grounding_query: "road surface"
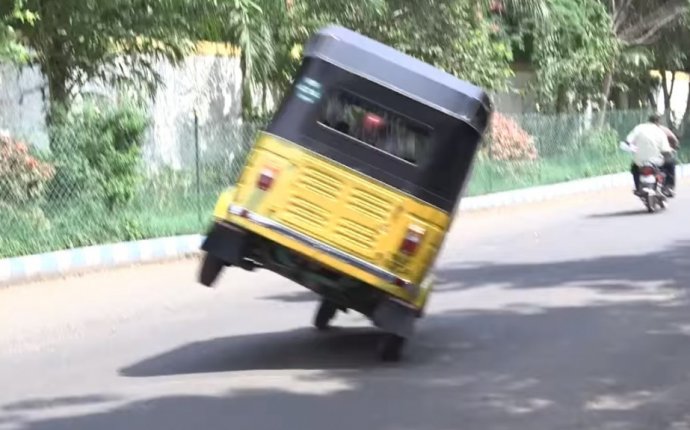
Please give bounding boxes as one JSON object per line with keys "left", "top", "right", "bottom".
{"left": 2, "top": 182, "right": 690, "bottom": 430}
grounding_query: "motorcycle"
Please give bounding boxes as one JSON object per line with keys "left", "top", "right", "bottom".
{"left": 619, "top": 141, "right": 672, "bottom": 213}
{"left": 635, "top": 163, "right": 670, "bottom": 213}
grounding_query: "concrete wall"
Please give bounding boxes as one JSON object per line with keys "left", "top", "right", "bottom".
{"left": 0, "top": 47, "right": 243, "bottom": 169}
{"left": 653, "top": 71, "right": 690, "bottom": 126}
{"left": 492, "top": 70, "right": 538, "bottom": 114}
{"left": 0, "top": 63, "right": 49, "bottom": 149}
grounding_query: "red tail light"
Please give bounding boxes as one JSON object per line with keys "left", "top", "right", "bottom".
{"left": 257, "top": 168, "right": 275, "bottom": 191}
{"left": 364, "top": 112, "right": 383, "bottom": 128}
{"left": 399, "top": 225, "right": 425, "bottom": 256}
{"left": 640, "top": 166, "right": 655, "bottom": 176}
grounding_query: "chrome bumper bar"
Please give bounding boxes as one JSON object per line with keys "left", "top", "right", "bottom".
{"left": 228, "top": 204, "right": 419, "bottom": 298}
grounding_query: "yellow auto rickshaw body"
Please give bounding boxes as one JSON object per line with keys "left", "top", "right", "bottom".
{"left": 198, "top": 25, "right": 492, "bottom": 361}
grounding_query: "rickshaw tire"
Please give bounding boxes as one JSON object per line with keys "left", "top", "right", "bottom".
{"left": 379, "top": 334, "right": 406, "bottom": 362}
{"left": 199, "top": 253, "right": 224, "bottom": 287}
{"left": 314, "top": 299, "right": 338, "bottom": 330}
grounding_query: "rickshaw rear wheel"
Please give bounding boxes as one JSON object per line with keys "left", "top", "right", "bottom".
{"left": 199, "top": 253, "right": 224, "bottom": 287}
{"left": 314, "top": 299, "right": 338, "bottom": 330}
{"left": 379, "top": 334, "right": 406, "bottom": 362}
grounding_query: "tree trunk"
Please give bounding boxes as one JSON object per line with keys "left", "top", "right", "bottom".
{"left": 261, "top": 82, "right": 268, "bottom": 115}
{"left": 598, "top": 70, "right": 614, "bottom": 129}
{"left": 661, "top": 70, "right": 677, "bottom": 125}
{"left": 647, "top": 88, "right": 659, "bottom": 110}
{"left": 42, "top": 53, "right": 72, "bottom": 149}
{"left": 555, "top": 85, "right": 568, "bottom": 113}
{"left": 240, "top": 53, "right": 253, "bottom": 121}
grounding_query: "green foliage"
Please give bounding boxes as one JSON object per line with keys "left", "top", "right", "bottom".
{"left": 576, "top": 125, "right": 619, "bottom": 155}
{"left": 9, "top": 0, "right": 203, "bottom": 108}
{"left": 49, "top": 101, "right": 149, "bottom": 212}
{"left": 258, "top": 0, "right": 518, "bottom": 105}
{"left": 529, "top": 0, "right": 618, "bottom": 111}
{"left": 375, "top": 1, "right": 515, "bottom": 90}
{"left": 0, "top": 0, "right": 37, "bottom": 63}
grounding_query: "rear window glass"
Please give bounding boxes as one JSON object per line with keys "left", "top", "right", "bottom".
{"left": 318, "top": 90, "right": 432, "bottom": 164}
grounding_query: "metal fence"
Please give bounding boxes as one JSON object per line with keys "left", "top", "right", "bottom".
{"left": 1, "top": 108, "right": 685, "bottom": 258}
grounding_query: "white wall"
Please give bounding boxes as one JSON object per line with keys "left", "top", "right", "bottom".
{"left": 0, "top": 63, "right": 49, "bottom": 149}
{"left": 492, "top": 70, "right": 537, "bottom": 114}
{"left": 0, "top": 52, "right": 243, "bottom": 169}
{"left": 654, "top": 71, "right": 690, "bottom": 126}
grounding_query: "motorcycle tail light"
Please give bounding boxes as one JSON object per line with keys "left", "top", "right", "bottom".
{"left": 640, "top": 166, "right": 655, "bottom": 176}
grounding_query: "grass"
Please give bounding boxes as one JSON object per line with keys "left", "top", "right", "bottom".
{"left": 0, "top": 194, "right": 218, "bottom": 258}
{"left": 466, "top": 149, "right": 632, "bottom": 196}
{"left": 3, "top": 146, "right": 689, "bottom": 259}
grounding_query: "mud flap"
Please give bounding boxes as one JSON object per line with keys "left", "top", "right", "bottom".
{"left": 372, "top": 298, "right": 417, "bottom": 339}
{"left": 201, "top": 222, "right": 249, "bottom": 265}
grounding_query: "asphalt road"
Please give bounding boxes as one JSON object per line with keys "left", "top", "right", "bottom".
{"left": 2, "top": 182, "right": 690, "bottom": 430}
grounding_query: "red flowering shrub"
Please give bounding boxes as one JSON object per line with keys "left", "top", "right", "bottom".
{"left": 0, "top": 133, "right": 55, "bottom": 205}
{"left": 484, "top": 113, "right": 538, "bottom": 162}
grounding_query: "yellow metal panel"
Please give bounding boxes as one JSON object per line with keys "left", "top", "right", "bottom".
{"left": 213, "top": 132, "right": 451, "bottom": 307}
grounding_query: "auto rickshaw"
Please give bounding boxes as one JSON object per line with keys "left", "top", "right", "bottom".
{"left": 198, "top": 25, "right": 492, "bottom": 361}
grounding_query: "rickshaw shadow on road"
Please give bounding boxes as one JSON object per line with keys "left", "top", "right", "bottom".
{"left": 27, "top": 294, "right": 690, "bottom": 430}
{"left": 433, "top": 240, "right": 690, "bottom": 295}
{"left": 120, "top": 328, "right": 393, "bottom": 377}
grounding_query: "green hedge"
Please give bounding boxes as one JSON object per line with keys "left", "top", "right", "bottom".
{"left": 1, "top": 108, "right": 678, "bottom": 258}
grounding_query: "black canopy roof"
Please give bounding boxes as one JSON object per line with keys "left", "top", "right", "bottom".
{"left": 303, "top": 25, "right": 493, "bottom": 133}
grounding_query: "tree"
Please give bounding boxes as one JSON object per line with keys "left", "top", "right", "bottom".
{"left": 515, "top": 0, "right": 618, "bottom": 112}
{"left": 0, "top": 0, "right": 36, "bottom": 64}
{"left": 8, "top": 0, "right": 207, "bottom": 121}
{"left": 651, "top": 13, "right": 690, "bottom": 134}
{"left": 197, "top": 0, "right": 280, "bottom": 120}
{"left": 197, "top": 0, "right": 550, "bottom": 118}
{"left": 599, "top": 0, "right": 690, "bottom": 113}
{"left": 262, "top": 0, "right": 535, "bottom": 102}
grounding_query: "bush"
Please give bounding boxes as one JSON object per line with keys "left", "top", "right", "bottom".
{"left": 576, "top": 125, "right": 619, "bottom": 156}
{"left": 0, "top": 132, "right": 55, "bottom": 206}
{"left": 49, "top": 101, "right": 150, "bottom": 211}
{"left": 484, "top": 113, "right": 539, "bottom": 162}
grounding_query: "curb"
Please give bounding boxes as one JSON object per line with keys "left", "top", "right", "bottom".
{"left": 2, "top": 164, "right": 688, "bottom": 285}
{"left": 0, "top": 235, "right": 204, "bottom": 286}
{"left": 460, "top": 163, "right": 690, "bottom": 211}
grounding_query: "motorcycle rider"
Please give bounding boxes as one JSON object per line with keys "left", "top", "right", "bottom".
{"left": 622, "top": 113, "right": 676, "bottom": 196}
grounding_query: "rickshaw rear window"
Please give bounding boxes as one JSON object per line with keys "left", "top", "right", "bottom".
{"left": 318, "top": 90, "right": 432, "bottom": 164}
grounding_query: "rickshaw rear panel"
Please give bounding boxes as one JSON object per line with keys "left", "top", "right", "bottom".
{"left": 216, "top": 131, "right": 451, "bottom": 305}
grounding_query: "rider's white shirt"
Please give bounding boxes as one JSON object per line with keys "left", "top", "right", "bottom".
{"left": 627, "top": 123, "right": 672, "bottom": 166}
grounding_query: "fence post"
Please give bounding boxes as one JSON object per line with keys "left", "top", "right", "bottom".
{"left": 487, "top": 136, "right": 494, "bottom": 193}
{"left": 194, "top": 108, "right": 201, "bottom": 226}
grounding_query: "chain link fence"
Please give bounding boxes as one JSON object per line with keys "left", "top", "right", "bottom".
{"left": 466, "top": 109, "right": 671, "bottom": 195}
{"left": 1, "top": 107, "right": 687, "bottom": 258}
{"left": 1, "top": 113, "right": 258, "bottom": 258}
